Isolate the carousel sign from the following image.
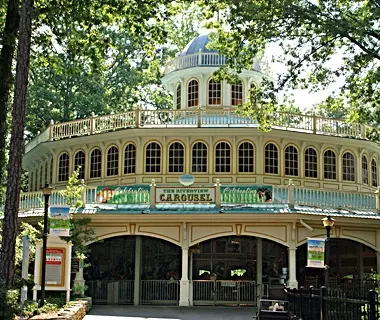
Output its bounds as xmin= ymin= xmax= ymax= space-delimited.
xmin=156 ymin=187 xmax=215 ymax=203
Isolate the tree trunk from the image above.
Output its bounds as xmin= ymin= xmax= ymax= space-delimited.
xmin=0 ymin=0 xmax=20 ymax=190
xmin=0 ymin=0 xmax=34 ymax=286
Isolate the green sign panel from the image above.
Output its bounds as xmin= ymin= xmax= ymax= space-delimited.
xmin=221 ymin=186 xmax=273 ymax=204
xmin=96 ymin=185 xmax=150 ymax=204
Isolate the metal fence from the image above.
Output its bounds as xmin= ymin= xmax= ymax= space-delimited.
xmin=86 ymin=280 xmax=134 ymax=305
xmin=285 ymin=286 xmax=380 ymax=320
xmin=192 ymin=280 xmax=256 ymax=306
xmin=140 ymin=280 xmax=179 ymax=305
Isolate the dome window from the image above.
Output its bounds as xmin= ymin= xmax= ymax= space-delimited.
xmin=265 ymin=143 xmax=278 ymax=174
xmin=208 ymin=79 xmax=221 ymax=105
xmin=362 ymin=155 xmax=369 ymax=185
xmin=238 ymin=142 xmax=254 ymax=173
xmin=124 ymin=144 xmax=136 ymax=174
xmin=305 ymin=148 xmax=318 ymax=178
xmin=168 ymin=142 xmax=185 ymax=173
xmin=231 ymin=81 xmax=243 ymax=106
xmin=145 ymin=142 xmax=161 ymax=173
xmin=176 ymin=83 xmax=181 ymax=110
xmin=188 ymin=79 xmax=199 ymax=107
xmin=215 ymin=142 xmax=231 ymax=173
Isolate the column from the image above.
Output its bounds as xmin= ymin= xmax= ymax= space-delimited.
xmin=376 ymin=251 xmax=380 ymax=275
xmin=189 ymin=251 xmax=194 ymax=306
xmin=256 ymin=238 xmax=263 ymax=307
xmin=288 ymin=246 xmax=298 ymax=288
xmin=134 ymin=236 xmax=142 ymax=305
xmin=179 ymin=246 xmax=190 ymax=306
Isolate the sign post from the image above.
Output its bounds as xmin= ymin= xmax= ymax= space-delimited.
xmin=21 ymin=235 xmax=30 ymax=304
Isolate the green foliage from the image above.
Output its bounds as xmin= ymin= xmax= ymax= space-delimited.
xmin=59 ymin=167 xmax=84 ymax=207
xmin=23 ymin=294 xmax=66 ymax=318
xmin=201 ymin=0 xmax=380 ymax=130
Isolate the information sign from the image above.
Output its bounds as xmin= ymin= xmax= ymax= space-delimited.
xmin=306 ymin=238 xmax=325 ymax=268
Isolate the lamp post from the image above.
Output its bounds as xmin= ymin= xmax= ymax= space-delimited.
xmin=322 ymin=216 xmax=335 ymax=289
xmin=39 ymin=185 xmax=53 ymax=307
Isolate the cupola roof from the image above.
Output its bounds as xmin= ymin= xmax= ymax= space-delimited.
xmin=179 ymin=34 xmax=217 ymax=56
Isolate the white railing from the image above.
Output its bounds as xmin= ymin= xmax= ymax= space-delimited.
xmin=25 ymin=109 xmax=373 ymax=153
xmin=15 ymin=184 xmax=379 ymax=213
xmin=163 ymin=52 xmax=267 ymax=75
xmin=294 ymin=188 xmax=377 ymax=210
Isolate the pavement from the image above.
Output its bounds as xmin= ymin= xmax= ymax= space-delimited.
xmin=84 ymin=305 xmax=257 ymax=320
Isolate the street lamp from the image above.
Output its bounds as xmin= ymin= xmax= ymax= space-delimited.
xmin=39 ymin=184 xmax=53 ymax=307
xmin=322 ymin=216 xmax=335 ymax=289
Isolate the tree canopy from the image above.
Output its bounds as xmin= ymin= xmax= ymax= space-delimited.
xmin=202 ymin=0 xmax=380 ymax=126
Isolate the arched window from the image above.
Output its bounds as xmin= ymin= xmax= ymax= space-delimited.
xmin=231 ymin=81 xmax=243 ymax=106
xmin=74 ymin=151 xmax=85 ymax=180
xmin=215 ymin=142 xmax=231 ymax=173
xmin=168 ymin=142 xmax=184 ymax=173
xmin=265 ymin=143 xmax=278 ymax=174
xmin=34 ymin=169 xmax=37 ymax=191
xmin=145 ymin=142 xmax=161 ymax=173
xmin=188 ymin=79 xmax=198 ymax=107
xmin=44 ymin=160 xmax=48 ymax=185
xmin=176 ymin=83 xmax=181 ymax=109
xmin=58 ymin=153 xmax=69 ymax=182
xmin=343 ymin=152 xmax=355 ymax=181
xmin=372 ymin=159 xmax=378 ymax=187
xmin=90 ymin=148 xmax=102 ymax=178
xmin=124 ymin=144 xmax=136 ymax=174
xmin=192 ymin=142 xmax=207 ymax=173
xmin=50 ymin=157 xmax=53 ymax=184
xmin=238 ymin=142 xmax=254 ymax=173
xmin=285 ymin=145 xmax=298 ymax=176
xmin=305 ymin=148 xmax=318 ymax=178
xmin=39 ymin=164 xmax=43 ymax=189
xmin=208 ymin=79 xmax=221 ymax=105
xmin=362 ymin=155 xmax=369 ymax=185
xmin=107 ymin=146 xmax=119 ymax=176
xmin=324 ymin=150 xmax=336 ymax=180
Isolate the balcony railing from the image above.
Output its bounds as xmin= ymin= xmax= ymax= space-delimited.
xmin=25 ymin=109 xmax=373 ymax=154
xmin=15 ymin=183 xmax=380 ymax=214
xmin=163 ymin=52 xmax=268 ymax=75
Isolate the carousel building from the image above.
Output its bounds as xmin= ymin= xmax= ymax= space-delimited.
xmin=19 ymin=34 xmax=380 ymax=306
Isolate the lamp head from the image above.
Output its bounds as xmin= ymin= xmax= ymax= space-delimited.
xmin=41 ymin=184 xmax=53 ymax=196
xmin=322 ymin=216 xmax=335 ymax=228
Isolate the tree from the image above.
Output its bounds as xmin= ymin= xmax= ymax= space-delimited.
xmin=201 ymin=0 xmax=380 ymax=127
xmin=0 ymin=0 xmax=33 ymax=287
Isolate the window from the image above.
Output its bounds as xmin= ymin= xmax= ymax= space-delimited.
xmin=74 ymin=151 xmax=85 ymax=180
xmin=231 ymin=81 xmax=243 ymax=106
xmin=90 ymin=148 xmax=102 ymax=178
xmin=146 ymin=142 xmax=161 ymax=173
xmin=30 ymin=172 xmax=34 ymax=191
xmin=192 ymin=142 xmax=207 ymax=173
xmin=107 ymin=146 xmax=119 ymax=176
xmin=343 ymin=152 xmax=355 ymax=181
xmin=208 ymin=79 xmax=221 ymax=105
xmin=265 ymin=143 xmax=278 ymax=174
xmin=44 ymin=160 xmax=48 ymax=185
xmin=362 ymin=155 xmax=369 ymax=185
xmin=50 ymin=157 xmax=53 ymax=184
xmin=238 ymin=142 xmax=254 ymax=173
xmin=285 ymin=146 xmax=298 ymax=176
xmin=305 ymin=148 xmax=318 ymax=178
xmin=324 ymin=150 xmax=336 ymax=180
xmin=188 ymin=79 xmax=198 ymax=107
xmin=124 ymin=144 xmax=136 ymax=174
xmin=39 ymin=164 xmax=43 ymax=189
xmin=58 ymin=153 xmax=69 ymax=182
xmin=215 ymin=142 xmax=231 ymax=173
xmin=168 ymin=142 xmax=184 ymax=173
xmin=34 ymin=169 xmax=37 ymax=191
xmin=372 ymin=159 xmax=378 ymax=187
xmin=176 ymin=83 xmax=181 ymax=109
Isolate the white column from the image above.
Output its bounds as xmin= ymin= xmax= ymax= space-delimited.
xmin=65 ymin=242 xmax=73 ymax=303
xmin=288 ymin=246 xmax=298 ymax=288
xmin=189 ymin=251 xmax=194 ymax=306
xmin=256 ymin=238 xmax=263 ymax=306
xmin=33 ymin=240 xmax=42 ymax=301
xmin=179 ymin=246 xmax=190 ymax=306
xmin=134 ymin=236 xmax=142 ymax=305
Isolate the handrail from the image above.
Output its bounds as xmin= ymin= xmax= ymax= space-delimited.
xmin=24 ymin=109 xmax=374 ymax=154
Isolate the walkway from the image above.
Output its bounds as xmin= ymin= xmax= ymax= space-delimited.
xmin=84 ymin=305 xmax=257 ymax=320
